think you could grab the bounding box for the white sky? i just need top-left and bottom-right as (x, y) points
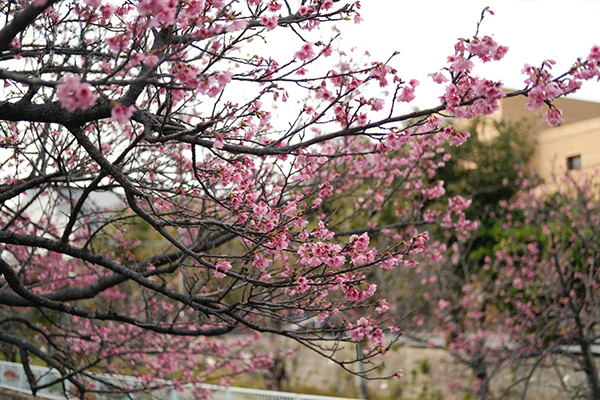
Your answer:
(334, 0), (600, 110)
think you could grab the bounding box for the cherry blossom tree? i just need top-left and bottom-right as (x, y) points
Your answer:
(1, 1), (599, 398)
(485, 173), (600, 400)
(424, 172), (600, 400)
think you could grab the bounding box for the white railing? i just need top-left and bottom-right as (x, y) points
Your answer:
(0, 361), (359, 400)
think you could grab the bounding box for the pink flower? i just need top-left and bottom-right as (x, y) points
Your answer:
(85, 0), (102, 8)
(544, 107), (563, 126)
(370, 63), (392, 87)
(349, 232), (370, 250)
(448, 55), (474, 73)
(217, 71), (232, 88)
(588, 45), (600, 62)
(144, 54), (160, 66)
(370, 98), (384, 111)
(428, 71), (448, 84)
(380, 256), (399, 270)
(296, 277), (312, 293)
(9, 37), (20, 49)
(397, 79), (419, 103)
(438, 299), (449, 310)
(446, 126), (470, 146)
(294, 42), (315, 61)
(260, 15), (278, 31)
(299, 5), (311, 15)
(56, 76), (97, 112)
(321, 0), (333, 10)
(111, 104), (136, 124)
(226, 19), (248, 32)
(213, 135), (224, 149)
(267, 1), (282, 12)
(214, 261), (232, 278)
(106, 35), (131, 52)
(404, 259), (418, 267)
(375, 300), (391, 314)
(137, 0), (177, 27)
(253, 254), (272, 271)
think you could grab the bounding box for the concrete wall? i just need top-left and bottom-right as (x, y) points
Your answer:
(529, 116), (600, 178)
(261, 336), (596, 400)
(0, 387), (47, 400)
(480, 93), (600, 180)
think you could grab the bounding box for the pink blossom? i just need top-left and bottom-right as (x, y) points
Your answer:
(428, 71), (448, 84)
(85, 0), (102, 9)
(111, 104), (136, 124)
(385, 131), (411, 149)
(267, 1), (282, 12)
(56, 76), (97, 112)
(137, 0), (177, 27)
(398, 79), (419, 103)
(446, 126), (470, 146)
(214, 261), (232, 278)
(588, 45), (600, 62)
(448, 55), (474, 73)
(544, 107), (563, 126)
(253, 254), (272, 271)
(299, 5), (311, 15)
(349, 232), (370, 250)
(375, 300), (391, 314)
(370, 98), (384, 111)
(213, 135), (224, 149)
(296, 277), (312, 293)
(321, 0), (333, 10)
(448, 195), (472, 213)
(342, 283), (376, 302)
(294, 42), (315, 61)
(9, 37), (20, 49)
(217, 71), (232, 88)
(226, 19), (248, 32)
(466, 36), (508, 62)
(143, 54), (160, 66)
(380, 256), (399, 270)
(438, 299), (449, 310)
(260, 15), (278, 31)
(404, 259), (418, 267)
(524, 86), (545, 111)
(347, 323), (365, 341)
(370, 63), (392, 87)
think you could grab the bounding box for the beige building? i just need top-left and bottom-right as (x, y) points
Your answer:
(491, 93), (600, 179)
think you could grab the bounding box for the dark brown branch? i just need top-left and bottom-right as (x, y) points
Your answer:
(0, 1), (59, 52)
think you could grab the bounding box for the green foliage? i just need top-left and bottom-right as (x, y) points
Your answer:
(436, 117), (536, 272)
(416, 359), (431, 375)
(438, 117), (535, 214)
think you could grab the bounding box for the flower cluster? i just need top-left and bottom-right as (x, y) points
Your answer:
(56, 76), (97, 112)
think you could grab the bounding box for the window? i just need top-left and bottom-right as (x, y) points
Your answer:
(567, 155), (582, 170)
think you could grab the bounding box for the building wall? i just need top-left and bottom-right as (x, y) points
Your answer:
(497, 93), (600, 179)
(529, 116), (600, 177)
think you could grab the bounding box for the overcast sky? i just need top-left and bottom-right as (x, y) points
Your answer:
(334, 0), (600, 110)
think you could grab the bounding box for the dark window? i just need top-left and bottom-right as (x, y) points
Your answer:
(567, 155), (581, 170)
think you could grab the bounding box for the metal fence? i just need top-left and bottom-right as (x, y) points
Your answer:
(0, 361), (358, 400)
